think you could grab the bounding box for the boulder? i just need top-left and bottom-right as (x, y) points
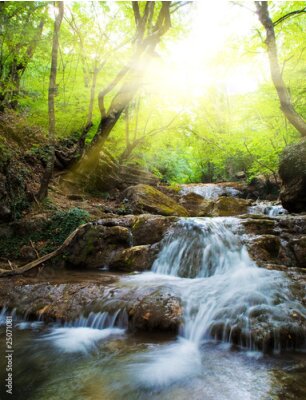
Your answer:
(125, 287), (182, 331)
(179, 192), (213, 216)
(279, 139), (306, 212)
(290, 236), (306, 268)
(247, 175), (280, 200)
(131, 214), (177, 245)
(63, 224), (132, 269)
(211, 196), (252, 216)
(124, 184), (189, 217)
(109, 244), (159, 272)
(247, 235), (294, 267)
(62, 215), (177, 271)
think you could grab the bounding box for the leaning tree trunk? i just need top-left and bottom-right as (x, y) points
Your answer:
(71, 1), (172, 178)
(37, 1), (64, 200)
(255, 1), (306, 137)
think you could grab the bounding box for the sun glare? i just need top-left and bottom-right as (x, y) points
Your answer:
(146, 1), (267, 100)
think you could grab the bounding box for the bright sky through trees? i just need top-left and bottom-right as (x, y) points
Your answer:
(146, 1), (269, 100)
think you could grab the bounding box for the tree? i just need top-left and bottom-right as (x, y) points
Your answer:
(72, 1), (173, 177)
(37, 1), (64, 201)
(255, 1), (306, 137)
(0, 2), (47, 109)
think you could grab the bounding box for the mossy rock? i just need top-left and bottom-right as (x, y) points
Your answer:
(179, 192), (214, 217)
(124, 184), (189, 217)
(211, 196), (251, 216)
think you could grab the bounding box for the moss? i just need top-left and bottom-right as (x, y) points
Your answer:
(127, 184), (189, 217)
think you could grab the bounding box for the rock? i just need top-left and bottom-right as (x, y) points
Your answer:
(109, 244), (159, 272)
(126, 287), (182, 331)
(242, 217), (276, 235)
(179, 192), (213, 217)
(290, 236), (306, 268)
(63, 215), (178, 270)
(246, 235), (292, 267)
(247, 175), (280, 200)
(278, 215), (306, 235)
(131, 214), (177, 245)
(279, 139), (306, 212)
(124, 184), (189, 217)
(63, 224), (132, 269)
(0, 279), (182, 332)
(211, 196), (252, 216)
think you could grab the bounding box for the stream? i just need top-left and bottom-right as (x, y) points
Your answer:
(0, 216), (305, 399)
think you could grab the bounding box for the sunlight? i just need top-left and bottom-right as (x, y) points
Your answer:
(146, 1), (265, 99)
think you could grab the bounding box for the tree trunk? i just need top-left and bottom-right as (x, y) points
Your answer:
(255, 1), (306, 137)
(37, 1), (64, 201)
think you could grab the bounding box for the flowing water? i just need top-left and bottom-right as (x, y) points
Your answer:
(0, 217), (305, 399)
(248, 202), (288, 216)
(180, 184), (242, 199)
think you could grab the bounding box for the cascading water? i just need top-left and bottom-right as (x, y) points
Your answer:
(153, 218), (303, 348)
(180, 184), (241, 199)
(128, 217), (305, 388)
(248, 202), (288, 216)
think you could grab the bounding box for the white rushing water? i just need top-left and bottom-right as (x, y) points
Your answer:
(128, 217), (305, 387)
(42, 310), (127, 353)
(248, 202), (288, 217)
(180, 184), (242, 199)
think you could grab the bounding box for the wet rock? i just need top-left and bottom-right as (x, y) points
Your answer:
(123, 184), (189, 217)
(212, 196), (252, 216)
(109, 244), (159, 272)
(279, 139), (306, 213)
(290, 236), (306, 268)
(246, 235), (294, 267)
(131, 214), (177, 245)
(179, 192), (213, 217)
(242, 217), (276, 235)
(126, 287), (182, 331)
(0, 279), (182, 332)
(278, 215), (306, 235)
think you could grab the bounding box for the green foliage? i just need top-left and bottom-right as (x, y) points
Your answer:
(0, 1), (304, 185)
(0, 208), (90, 259)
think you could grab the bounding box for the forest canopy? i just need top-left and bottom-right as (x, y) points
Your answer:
(0, 1), (305, 185)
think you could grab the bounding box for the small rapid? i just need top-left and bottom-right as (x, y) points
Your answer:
(180, 184), (242, 199)
(125, 217), (305, 389)
(151, 218), (304, 349)
(248, 202), (288, 216)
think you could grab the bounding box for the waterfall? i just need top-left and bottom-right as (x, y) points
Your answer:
(151, 218), (304, 350)
(152, 217), (253, 278)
